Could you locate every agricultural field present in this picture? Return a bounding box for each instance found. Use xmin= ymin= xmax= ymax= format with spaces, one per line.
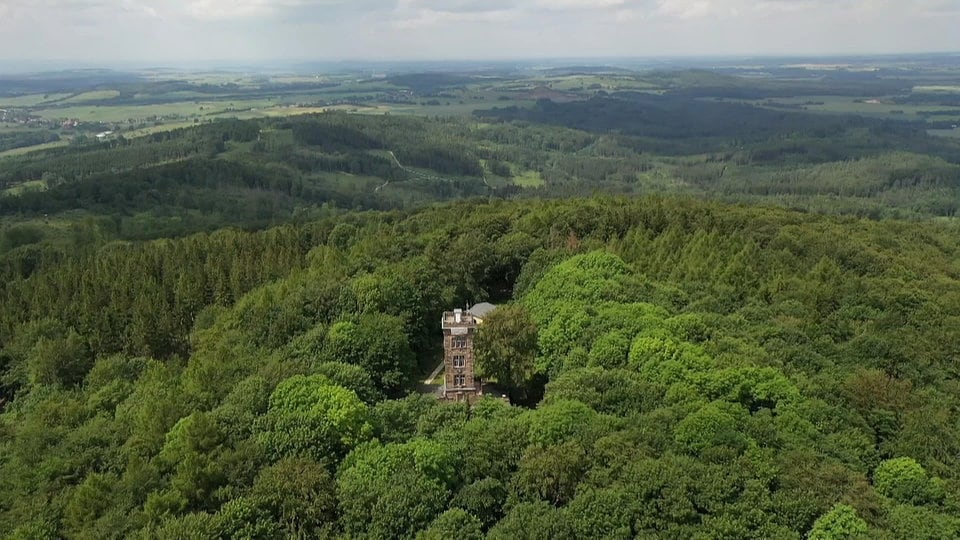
xmin=0 ymin=140 xmax=68 ymax=159
xmin=0 ymin=93 xmax=72 ymax=107
xmin=0 ymin=68 xmax=771 ymax=153
xmin=58 ymin=89 xmax=122 ymax=103
xmin=32 ymin=98 xmax=287 ymax=123
xmin=914 ymin=85 xmax=960 ymax=93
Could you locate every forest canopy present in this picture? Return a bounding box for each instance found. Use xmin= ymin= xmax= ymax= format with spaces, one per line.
xmin=2 ymin=196 xmax=960 ymax=538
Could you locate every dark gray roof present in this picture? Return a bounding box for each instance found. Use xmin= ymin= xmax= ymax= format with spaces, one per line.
xmin=469 ymin=302 xmax=497 ymax=318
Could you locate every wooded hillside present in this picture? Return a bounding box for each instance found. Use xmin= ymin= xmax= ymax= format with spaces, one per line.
xmin=2 ymin=196 xmax=960 ymax=538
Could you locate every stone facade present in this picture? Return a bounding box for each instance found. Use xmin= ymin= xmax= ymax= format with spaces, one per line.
xmin=440 ymin=308 xmax=482 ymax=402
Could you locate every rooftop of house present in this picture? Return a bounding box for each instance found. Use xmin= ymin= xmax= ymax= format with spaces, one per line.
xmin=469 ymin=302 xmax=497 ymax=319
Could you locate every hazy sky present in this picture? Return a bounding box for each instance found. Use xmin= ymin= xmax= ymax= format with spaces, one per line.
xmin=0 ymin=0 xmax=958 ymax=64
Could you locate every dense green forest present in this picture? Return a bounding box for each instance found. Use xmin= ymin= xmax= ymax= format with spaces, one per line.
xmin=3 ymin=196 xmax=960 ymax=538
xmin=3 ymin=60 xmax=960 ymax=538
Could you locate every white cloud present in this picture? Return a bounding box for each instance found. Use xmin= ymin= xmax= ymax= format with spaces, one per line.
xmin=393 ymin=8 xmax=514 ymax=29
xmin=532 ymin=0 xmax=629 ymax=9
xmin=656 ymin=0 xmax=717 ymax=19
xmin=0 ymin=0 xmax=956 ymax=63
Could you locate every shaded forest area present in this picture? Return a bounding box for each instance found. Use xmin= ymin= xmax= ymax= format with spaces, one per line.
xmin=0 ymin=131 xmax=60 ymax=154
xmin=476 ymin=93 xmax=960 ymax=161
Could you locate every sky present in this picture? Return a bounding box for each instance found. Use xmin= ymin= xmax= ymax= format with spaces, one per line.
xmin=0 ymin=0 xmax=958 ymax=65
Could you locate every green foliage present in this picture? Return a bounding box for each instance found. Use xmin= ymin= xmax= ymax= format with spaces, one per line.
xmin=544 ymin=368 xmax=664 ymax=416
xmin=259 ymin=375 xmax=372 ymax=461
xmin=696 ymin=366 xmax=801 ymax=412
xmin=565 ymin=488 xmax=634 ymax=539
xmin=4 ymin=192 xmax=960 ymax=538
xmin=514 ymin=441 xmax=588 ymax=505
xmin=885 ymin=504 xmax=960 ymax=540
xmin=524 ymin=251 xmax=630 ymax=324
xmin=808 ymin=504 xmax=869 ymax=540
xmin=215 ymin=497 xmax=283 ymax=539
xmin=587 ymin=330 xmax=632 ymax=369
xmin=873 ymin=457 xmax=944 ymax=505
xmin=369 ymin=394 xmax=440 ymax=443
xmin=450 ymin=478 xmax=508 ymax=530
xmin=337 ymin=440 xmax=457 ymax=538
xmin=526 ymin=399 xmax=603 ymax=447
xmin=487 ymin=501 xmax=571 ymax=540
xmin=146 ymin=512 xmax=219 ymax=540
xmin=248 ymin=458 xmax=337 ymax=538
xmin=474 ymin=304 xmax=538 ymax=392
xmin=323 ymin=314 xmax=417 ymax=397
xmin=673 ymin=401 xmax=751 ymax=455
xmin=311 ymin=362 xmax=382 ymax=404
xmin=417 ymin=508 xmax=484 ymax=540
xmin=1 ymin=319 xmax=93 ymax=389
xmin=209 ymin=376 xmax=271 ymax=443
xmin=157 ymin=412 xmax=227 ymax=511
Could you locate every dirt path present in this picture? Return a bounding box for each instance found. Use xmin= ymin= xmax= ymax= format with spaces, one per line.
xmin=424 ymin=361 xmax=445 ymax=385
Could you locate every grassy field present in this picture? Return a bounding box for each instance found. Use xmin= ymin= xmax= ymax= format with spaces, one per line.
xmin=120 ymin=121 xmax=198 ymax=137
xmin=60 ymin=90 xmax=122 ymax=104
xmin=221 ymin=105 xmax=351 ymax=120
xmin=914 ymin=85 xmax=960 ymax=93
xmin=0 ymin=140 xmax=69 ymax=158
xmin=545 ymin=75 xmax=656 ymax=92
xmin=513 ymin=170 xmax=545 ymax=188
xmin=33 ymin=98 xmax=286 ymax=123
xmin=1 ymin=101 xmax=427 ymax=159
xmin=34 ymin=102 xmax=211 ymax=122
xmin=0 ymin=93 xmax=71 ymax=107
xmin=1 ymin=179 xmax=45 ymax=196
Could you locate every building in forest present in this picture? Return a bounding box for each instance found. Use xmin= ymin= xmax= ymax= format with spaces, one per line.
xmin=440 ymin=303 xmax=496 ymax=402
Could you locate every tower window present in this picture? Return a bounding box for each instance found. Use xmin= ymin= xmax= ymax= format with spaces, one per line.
xmin=454 ymin=375 xmax=466 ymax=386
xmin=453 ymin=355 xmax=465 ymax=368
xmin=453 ymin=337 xmax=467 ymax=348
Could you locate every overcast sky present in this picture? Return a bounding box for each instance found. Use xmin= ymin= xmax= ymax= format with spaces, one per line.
xmin=0 ymin=0 xmax=958 ymax=65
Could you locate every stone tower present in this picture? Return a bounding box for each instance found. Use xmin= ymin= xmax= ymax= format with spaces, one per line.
xmin=440 ymin=303 xmax=496 ymax=402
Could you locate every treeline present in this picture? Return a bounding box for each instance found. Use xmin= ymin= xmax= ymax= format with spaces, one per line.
xmin=0 ymin=70 xmax=142 ymax=96
xmin=0 ymin=120 xmax=259 ymax=187
xmin=2 ymin=197 xmax=960 ymax=537
xmin=0 ymin=130 xmax=60 ymax=153
xmin=660 ymin=68 xmax=914 ymax=99
xmin=476 ymin=93 xmax=905 ymax=153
